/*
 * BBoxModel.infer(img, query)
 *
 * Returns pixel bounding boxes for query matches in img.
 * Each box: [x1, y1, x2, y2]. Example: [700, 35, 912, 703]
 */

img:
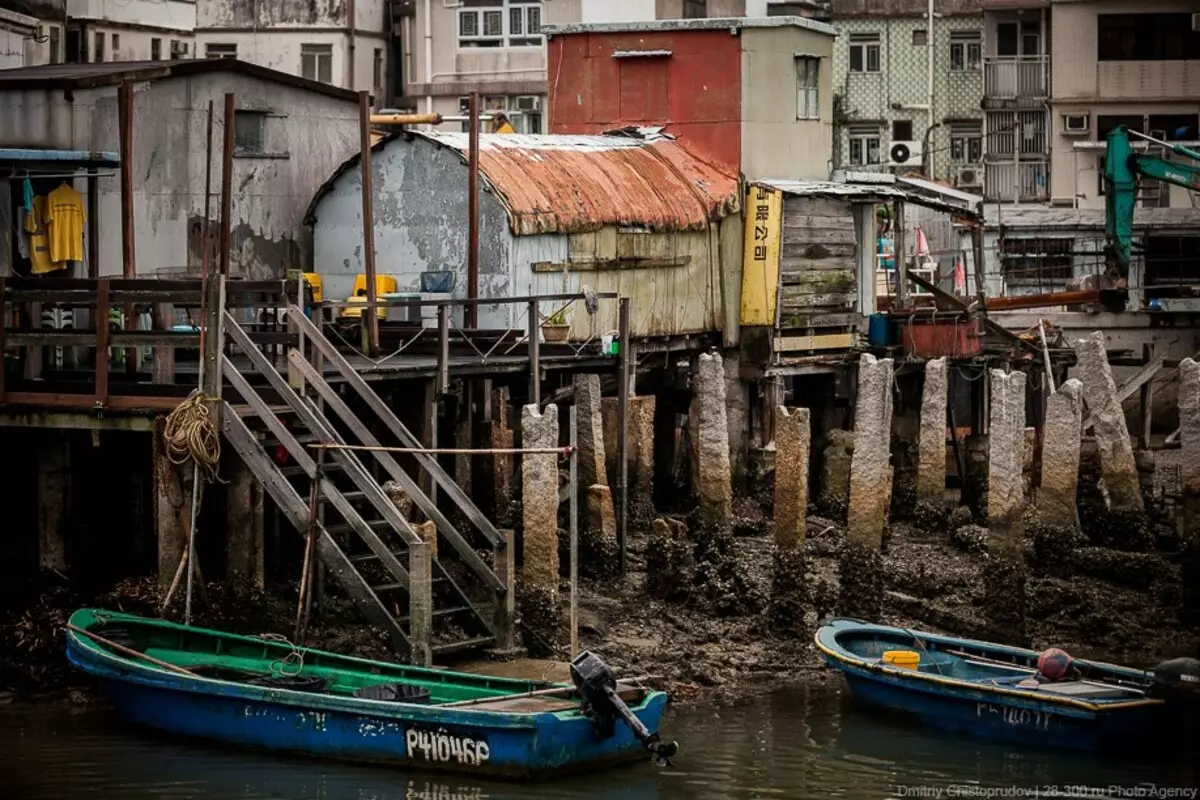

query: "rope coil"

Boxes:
[163, 391, 224, 484]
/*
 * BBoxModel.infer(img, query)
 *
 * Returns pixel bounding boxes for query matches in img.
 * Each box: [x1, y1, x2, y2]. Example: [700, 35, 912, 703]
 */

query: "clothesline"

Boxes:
[5, 170, 119, 180]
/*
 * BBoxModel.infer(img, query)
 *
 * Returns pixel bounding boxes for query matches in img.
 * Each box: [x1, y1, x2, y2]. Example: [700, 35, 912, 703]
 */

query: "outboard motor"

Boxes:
[1153, 657, 1200, 697]
[570, 651, 679, 766]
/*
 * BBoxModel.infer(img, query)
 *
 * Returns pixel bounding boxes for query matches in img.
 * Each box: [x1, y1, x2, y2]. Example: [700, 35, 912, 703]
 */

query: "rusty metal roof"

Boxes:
[417, 131, 739, 235]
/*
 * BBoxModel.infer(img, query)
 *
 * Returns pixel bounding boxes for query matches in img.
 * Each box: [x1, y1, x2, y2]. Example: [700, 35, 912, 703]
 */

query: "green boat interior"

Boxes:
[73, 609, 648, 713]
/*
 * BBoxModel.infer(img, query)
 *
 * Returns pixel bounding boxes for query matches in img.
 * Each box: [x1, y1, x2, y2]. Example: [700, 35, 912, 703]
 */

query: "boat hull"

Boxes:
[67, 628, 667, 778]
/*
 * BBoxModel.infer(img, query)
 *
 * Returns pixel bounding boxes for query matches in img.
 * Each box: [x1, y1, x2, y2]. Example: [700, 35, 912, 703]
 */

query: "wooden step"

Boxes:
[397, 606, 472, 624]
[371, 576, 449, 593]
[232, 403, 297, 418]
[347, 541, 407, 562]
[280, 462, 344, 479]
[433, 636, 496, 656]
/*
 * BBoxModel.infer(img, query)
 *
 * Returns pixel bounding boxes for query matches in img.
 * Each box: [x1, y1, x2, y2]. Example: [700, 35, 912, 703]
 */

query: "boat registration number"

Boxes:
[405, 727, 491, 766]
[976, 702, 1053, 731]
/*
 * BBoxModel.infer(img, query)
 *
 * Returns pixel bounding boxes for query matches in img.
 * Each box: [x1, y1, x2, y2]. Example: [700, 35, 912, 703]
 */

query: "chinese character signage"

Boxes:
[739, 184, 783, 327]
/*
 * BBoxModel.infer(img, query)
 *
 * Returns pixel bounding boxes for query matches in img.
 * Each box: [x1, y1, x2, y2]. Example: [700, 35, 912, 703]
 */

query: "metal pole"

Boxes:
[528, 299, 540, 406]
[358, 89, 380, 357]
[220, 93, 235, 277]
[615, 297, 630, 574]
[467, 91, 481, 329]
[119, 80, 135, 279]
[569, 404, 579, 658]
[927, 0, 935, 180]
[201, 100, 214, 278]
[183, 464, 200, 626]
[1037, 319, 1056, 394]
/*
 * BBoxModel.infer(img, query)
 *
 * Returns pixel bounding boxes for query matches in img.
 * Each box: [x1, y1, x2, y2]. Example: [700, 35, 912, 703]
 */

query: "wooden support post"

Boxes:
[436, 303, 449, 395]
[893, 201, 908, 309]
[358, 90, 380, 358]
[219, 93, 235, 277]
[528, 299, 540, 406]
[152, 302, 174, 384]
[202, 277, 226, 405]
[569, 404, 579, 657]
[227, 455, 265, 594]
[615, 297, 630, 573]
[118, 80, 138, 374]
[86, 173, 99, 279]
[408, 540, 433, 667]
[0, 277, 6, 404]
[37, 432, 70, 572]
[1141, 343, 1155, 449]
[493, 527, 516, 650]
[94, 279, 110, 406]
[467, 92, 480, 330]
[421, 378, 439, 505]
[23, 301, 41, 380]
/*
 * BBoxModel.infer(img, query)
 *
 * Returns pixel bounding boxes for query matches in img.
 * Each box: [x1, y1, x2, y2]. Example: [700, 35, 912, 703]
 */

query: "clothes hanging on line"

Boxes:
[47, 181, 85, 263]
[24, 195, 59, 274]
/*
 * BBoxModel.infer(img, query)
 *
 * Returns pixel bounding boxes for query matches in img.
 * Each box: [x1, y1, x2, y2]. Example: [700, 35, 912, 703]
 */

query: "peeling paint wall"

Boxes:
[0, 72, 360, 279]
[309, 136, 514, 328]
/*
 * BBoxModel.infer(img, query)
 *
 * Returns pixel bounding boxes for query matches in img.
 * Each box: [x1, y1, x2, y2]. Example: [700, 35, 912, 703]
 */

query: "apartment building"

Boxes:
[0, 8, 38, 69]
[195, 0, 391, 97]
[830, 0, 985, 188]
[12, 0, 196, 65]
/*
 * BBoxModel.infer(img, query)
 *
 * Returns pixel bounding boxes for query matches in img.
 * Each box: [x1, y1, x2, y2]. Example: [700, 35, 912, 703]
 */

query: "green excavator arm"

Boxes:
[1104, 126, 1200, 280]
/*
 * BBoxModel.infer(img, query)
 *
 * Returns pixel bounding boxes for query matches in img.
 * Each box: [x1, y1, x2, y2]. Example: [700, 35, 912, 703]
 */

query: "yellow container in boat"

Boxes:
[881, 650, 921, 670]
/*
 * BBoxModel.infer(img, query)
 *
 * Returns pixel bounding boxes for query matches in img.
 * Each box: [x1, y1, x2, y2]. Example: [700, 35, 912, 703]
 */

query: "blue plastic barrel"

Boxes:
[867, 313, 892, 346]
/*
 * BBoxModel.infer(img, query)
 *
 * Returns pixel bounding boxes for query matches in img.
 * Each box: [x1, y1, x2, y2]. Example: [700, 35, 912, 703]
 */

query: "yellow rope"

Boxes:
[163, 392, 224, 484]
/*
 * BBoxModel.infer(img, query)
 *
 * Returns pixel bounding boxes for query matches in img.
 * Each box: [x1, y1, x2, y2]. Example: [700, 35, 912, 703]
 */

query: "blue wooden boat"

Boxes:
[816, 618, 1169, 752]
[65, 609, 675, 778]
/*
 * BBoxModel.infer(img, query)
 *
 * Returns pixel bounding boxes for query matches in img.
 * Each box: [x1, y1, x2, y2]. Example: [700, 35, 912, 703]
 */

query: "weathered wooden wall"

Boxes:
[778, 196, 859, 332]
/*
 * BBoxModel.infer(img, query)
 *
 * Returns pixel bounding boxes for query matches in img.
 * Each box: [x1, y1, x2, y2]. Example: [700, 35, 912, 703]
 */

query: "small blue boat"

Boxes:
[65, 609, 675, 778]
[816, 618, 1168, 752]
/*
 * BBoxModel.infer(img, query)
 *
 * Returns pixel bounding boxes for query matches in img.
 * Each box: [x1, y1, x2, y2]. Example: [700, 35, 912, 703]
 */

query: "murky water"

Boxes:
[2, 681, 1196, 799]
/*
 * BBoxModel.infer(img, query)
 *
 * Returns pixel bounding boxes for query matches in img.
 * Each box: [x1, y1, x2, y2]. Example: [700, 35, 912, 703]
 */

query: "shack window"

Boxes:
[847, 124, 881, 166]
[1000, 237, 1073, 288]
[849, 33, 880, 73]
[301, 43, 333, 83]
[795, 56, 820, 120]
[234, 111, 267, 154]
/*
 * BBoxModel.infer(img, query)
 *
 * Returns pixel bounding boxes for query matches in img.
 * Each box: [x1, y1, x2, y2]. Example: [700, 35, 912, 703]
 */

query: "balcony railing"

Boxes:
[985, 161, 1050, 203]
[984, 55, 1049, 99]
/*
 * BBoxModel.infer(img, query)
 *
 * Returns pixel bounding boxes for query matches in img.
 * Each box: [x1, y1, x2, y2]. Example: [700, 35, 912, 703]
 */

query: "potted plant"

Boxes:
[542, 307, 571, 343]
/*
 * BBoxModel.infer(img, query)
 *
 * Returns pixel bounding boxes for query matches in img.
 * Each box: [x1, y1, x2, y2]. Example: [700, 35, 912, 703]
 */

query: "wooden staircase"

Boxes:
[219, 306, 512, 664]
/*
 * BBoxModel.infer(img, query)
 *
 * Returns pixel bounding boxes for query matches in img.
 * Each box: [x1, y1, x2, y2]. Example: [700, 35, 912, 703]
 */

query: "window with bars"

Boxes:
[950, 122, 983, 163]
[1000, 237, 1074, 287]
[795, 56, 819, 120]
[849, 33, 880, 73]
[847, 124, 881, 166]
[949, 30, 981, 71]
[459, 1, 542, 48]
[206, 43, 238, 59]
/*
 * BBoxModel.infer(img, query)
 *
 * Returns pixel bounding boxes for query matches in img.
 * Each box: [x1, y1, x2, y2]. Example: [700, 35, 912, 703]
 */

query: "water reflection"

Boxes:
[1, 679, 1194, 800]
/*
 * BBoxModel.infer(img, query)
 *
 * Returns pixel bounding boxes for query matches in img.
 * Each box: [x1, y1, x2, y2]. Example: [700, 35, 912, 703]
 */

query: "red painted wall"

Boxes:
[548, 30, 743, 173]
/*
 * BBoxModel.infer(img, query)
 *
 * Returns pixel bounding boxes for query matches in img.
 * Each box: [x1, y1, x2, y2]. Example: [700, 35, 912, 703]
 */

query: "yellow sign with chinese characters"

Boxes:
[739, 184, 783, 327]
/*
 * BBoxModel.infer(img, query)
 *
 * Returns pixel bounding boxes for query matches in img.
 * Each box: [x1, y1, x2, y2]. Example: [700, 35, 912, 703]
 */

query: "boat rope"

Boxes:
[257, 633, 307, 677]
[163, 391, 224, 485]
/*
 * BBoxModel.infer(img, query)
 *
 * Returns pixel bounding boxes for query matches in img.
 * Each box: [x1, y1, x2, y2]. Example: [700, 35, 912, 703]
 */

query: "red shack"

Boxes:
[542, 16, 838, 181]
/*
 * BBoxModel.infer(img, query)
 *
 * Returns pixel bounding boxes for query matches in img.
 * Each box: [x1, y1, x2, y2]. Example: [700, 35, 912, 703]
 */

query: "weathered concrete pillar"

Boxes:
[520, 403, 561, 654]
[226, 457, 264, 594]
[817, 429, 853, 516]
[840, 354, 894, 620]
[152, 420, 188, 589]
[582, 484, 619, 578]
[646, 517, 693, 601]
[1038, 379, 1084, 532]
[37, 432, 70, 572]
[601, 395, 656, 523]
[488, 387, 514, 522]
[986, 369, 1028, 645]
[691, 352, 733, 531]
[413, 520, 438, 560]
[492, 528, 517, 651]
[772, 407, 810, 631]
[1076, 332, 1145, 514]
[408, 540, 433, 667]
[1179, 359, 1200, 625]
[574, 374, 607, 490]
[915, 358, 948, 518]
[725, 353, 750, 490]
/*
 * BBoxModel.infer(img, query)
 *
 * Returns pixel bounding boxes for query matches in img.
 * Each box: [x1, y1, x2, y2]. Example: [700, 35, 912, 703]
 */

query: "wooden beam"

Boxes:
[616, 297, 630, 574]
[119, 81, 135, 279]
[94, 279, 110, 407]
[358, 90, 380, 358]
[0, 276, 6, 404]
[1081, 355, 1164, 432]
[219, 93, 235, 277]
[527, 298, 540, 406]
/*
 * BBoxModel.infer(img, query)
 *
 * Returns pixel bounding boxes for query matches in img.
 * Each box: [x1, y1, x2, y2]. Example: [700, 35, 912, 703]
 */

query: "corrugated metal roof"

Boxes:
[543, 15, 837, 37]
[758, 179, 980, 221]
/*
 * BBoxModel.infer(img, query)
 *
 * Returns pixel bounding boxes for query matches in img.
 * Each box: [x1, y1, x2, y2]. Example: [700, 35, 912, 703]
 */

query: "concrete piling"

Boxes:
[1179, 359, 1200, 624]
[602, 394, 656, 521]
[692, 352, 733, 532]
[646, 517, 693, 601]
[771, 406, 810, 631]
[488, 387, 514, 523]
[226, 457, 265, 594]
[915, 358, 948, 525]
[582, 484, 619, 578]
[986, 369, 1028, 645]
[840, 354, 894, 620]
[152, 419, 188, 589]
[1038, 379, 1084, 533]
[520, 403, 561, 654]
[574, 374, 607, 491]
[817, 429, 853, 517]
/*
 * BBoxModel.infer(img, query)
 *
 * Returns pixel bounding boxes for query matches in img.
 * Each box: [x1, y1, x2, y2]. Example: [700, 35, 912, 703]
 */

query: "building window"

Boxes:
[912, 28, 928, 46]
[1000, 237, 1073, 287]
[111, 33, 119, 56]
[301, 43, 333, 83]
[234, 110, 267, 154]
[892, 120, 913, 141]
[459, 95, 545, 134]
[1098, 13, 1200, 61]
[795, 56, 819, 120]
[49, 26, 60, 64]
[949, 30, 981, 71]
[1145, 235, 1200, 290]
[94, 31, 104, 62]
[169, 40, 187, 59]
[849, 33, 881, 73]
[373, 48, 383, 91]
[151, 37, 161, 61]
[206, 43, 238, 59]
[949, 122, 982, 163]
[683, 0, 707, 18]
[459, 1, 542, 48]
[847, 125, 881, 166]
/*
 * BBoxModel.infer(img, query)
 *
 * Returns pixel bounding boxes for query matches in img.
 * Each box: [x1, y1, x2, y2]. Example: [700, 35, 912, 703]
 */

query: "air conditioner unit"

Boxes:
[515, 95, 543, 112]
[171, 40, 189, 57]
[888, 140, 924, 167]
[1192, 12, 1200, 31]
[1063, 114, 1091, 135]
[956, 165, 982, 188]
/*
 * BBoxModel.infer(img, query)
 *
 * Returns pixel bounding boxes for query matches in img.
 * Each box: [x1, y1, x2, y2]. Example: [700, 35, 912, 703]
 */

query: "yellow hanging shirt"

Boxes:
[46, 182, 86, 264]
[23, 195, 60, 275]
